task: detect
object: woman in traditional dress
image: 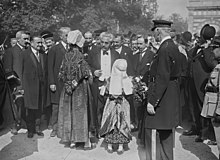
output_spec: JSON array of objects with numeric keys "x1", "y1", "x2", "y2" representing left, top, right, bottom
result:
[
  {"x1": 57, "y1": 30, "x2": 97, "y2": 149},
  {"x1": 99, "y1": 59, "x2": 133, "y2": 154}
]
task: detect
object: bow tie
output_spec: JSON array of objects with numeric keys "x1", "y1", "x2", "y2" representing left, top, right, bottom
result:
[{"x1": 103, "y1": 51, "x2": 109, "y2": 55}]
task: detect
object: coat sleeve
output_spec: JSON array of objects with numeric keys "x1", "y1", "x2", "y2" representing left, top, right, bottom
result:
[
  {"x1": 47, "y1": 46, "x2": 56, "y2": 85},
  {"x1": 87, "y1": 49, "x2": 96, "y2": 76},
  {"x1": 203, "y1": 47, "x2": 218, "y2": 70},
  {"x1": 17, "y1": 52, "x2": 24, "y2": 90},
  {"x1": 3, "y1": 48, "x2": 13, "y2": 74},
  {"x1": 148, "y1": 46, "x2": 171, "y2": 107}
]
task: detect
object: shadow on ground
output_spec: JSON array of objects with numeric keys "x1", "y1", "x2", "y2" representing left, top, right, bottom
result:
[
  {"x1": 179, "y1": 134, "x2": 218, "y2": 160},
  {"x1": 0, "y1": 130, "x2": 43, "y2": 160}
]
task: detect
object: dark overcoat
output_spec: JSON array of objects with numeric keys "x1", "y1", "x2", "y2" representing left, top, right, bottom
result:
[
  {"x1": 0, "y1": 59, "x2": 9, "y2": 124},
  {"x1": 145, "y1": 39, "x2": 182, "y2": 129},
  {"x1": 47, "y1": 42, "x2": 66, "y2": 104},
  {"x1": 3, "y1": 44, "x2": 24, "y2": 91},
  {"x1": 19, "y1": 48, "x2": 46, "y2": 110},
  {"x1": 191, "y1": 46, "x2": 217, "y2": 103},
  {"x1": 135, "y1": 49, "x2": 155, "y2": 77}
]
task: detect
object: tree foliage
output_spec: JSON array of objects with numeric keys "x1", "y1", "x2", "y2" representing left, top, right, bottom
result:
[
  {"x1": 168, "y1": 13, "x2": 188, "y2": 33},
  {"x1": 0, "y1": 0, "x2": 156, "y2": 36}
]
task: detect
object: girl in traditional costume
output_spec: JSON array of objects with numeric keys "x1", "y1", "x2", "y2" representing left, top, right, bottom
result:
[
  {"x1": 99, "y1": 59, "x2": 133, "y2": 153},
  {"x1": 57, "y1": 30, "x2": 97, "y2": 149}
]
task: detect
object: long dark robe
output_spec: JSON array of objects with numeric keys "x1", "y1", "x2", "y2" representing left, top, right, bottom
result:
[
  {"x1": 57, "y1": 49, "x2": 96, "y2": 143},
  {"x1": 0, "y1": 59, "x2": 15, "y2": 126}
]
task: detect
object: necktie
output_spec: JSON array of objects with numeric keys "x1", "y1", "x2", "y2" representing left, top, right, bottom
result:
[
  {"x1": 139, "y1": 52, "x2": 143, "y2": 62},
  {"x1": 36, "y1": 52, "x2": 40, "y2": 62},
  {"x1": 103, "y1": 51, "x2": 108, "y2": 55}
]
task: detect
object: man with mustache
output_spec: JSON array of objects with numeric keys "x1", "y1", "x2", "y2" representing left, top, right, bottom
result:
[{"x1": 4, "y1": 30, "x2": 30, "y2": 135}]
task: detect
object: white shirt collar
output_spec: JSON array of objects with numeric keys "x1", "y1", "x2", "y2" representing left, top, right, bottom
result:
[
  {"x1": 17, "y1": 43, "x2": 23, "y2": 50},
  {"x1": 61, "y1": 41, "x2": 67, "y2": 49},
  {"x1": 141, "y1": 47, "x2": 147, "y2": 53},
  {"x1": 161, "y1": 36, "x2": 171, "y2": 44},
  {"x1": 101, "y1": 49, "x2": 111, "y2": 55},
  {"x1": 115, "y1": 46, "x2": 122, "y2": 54},
  {"x1": 31, "y1": 47, "x2": 38, "y2": 54}
]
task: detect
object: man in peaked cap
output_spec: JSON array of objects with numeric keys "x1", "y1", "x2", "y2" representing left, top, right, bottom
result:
[
  {"x1": 41, "y1": 31, "x2": 55, "y2": 54},
  {"x1": 40, "y1": 30, "x2": 55, "y2": 130},
  {"x1": 142, "y1": 19, "x2": 182, "y2": 160}
]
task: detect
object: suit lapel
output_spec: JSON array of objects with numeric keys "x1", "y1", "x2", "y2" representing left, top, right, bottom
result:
[
  {"x1": 40, "y1": 54, "x2": 44, "y2": 70},
  {"x1": 97, "y1": 48, "x2": 101, "y2": 68},
  {"x1": 110, "y1": 49, "x2": 115, "y2": 67},
  {"x1": 0, "y1": 59, "x2": 4, "y2": 74},
  {"x1": 29, "y1": 49, "x2": 38, "y2": 68},
  {"x1": 140, "y1": 50, "x2": 150, "y2": 64},
  {"x1": 120, "y1": 46, "x2": 125, "y2": 57},
  {"x1": 58, "y1": 42, "x2": 67, "y2": 54}
]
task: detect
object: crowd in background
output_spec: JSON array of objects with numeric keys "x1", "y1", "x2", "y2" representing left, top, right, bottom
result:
[{"x1": 0, "y1": 20, "x2": 220, "y2": 160}]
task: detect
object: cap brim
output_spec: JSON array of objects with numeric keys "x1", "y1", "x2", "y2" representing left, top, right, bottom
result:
[{"x1": 151, "y1": 27, "x2": 156, "y2": 31}]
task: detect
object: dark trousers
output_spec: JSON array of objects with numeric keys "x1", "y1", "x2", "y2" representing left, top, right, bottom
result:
[
  {"x1": 212, "y1": 119, "x2": 220, "y2": 154},
  {"x1": 145, "y1": 129, "x2": 173, "y2": 160},
  {"x1": 50, "y1": 104, "x2": 59, "y2": 131},
  {"x1": 97, "y1": 93, "x2": 107, "y2": 128},
  {"x1": 26, "y1": 108, "x2": 41, "y2": 133},
  {"x1": 14, "y1": 96, "x2": 26, "y2": 124},
  {"x1": 188, "y1": 78, "x2": 215, "y2": 140},
  {"x1": 44, "y1": 105, "x2": 52, "y2": 127}
]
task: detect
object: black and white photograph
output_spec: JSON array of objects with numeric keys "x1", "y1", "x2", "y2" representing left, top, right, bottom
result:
[{"x1": 0, "y1": 0, "x2": 220, "y2": 160}]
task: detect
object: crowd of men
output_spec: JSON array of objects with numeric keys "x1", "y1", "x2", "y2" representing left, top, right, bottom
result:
[{"x1": 0, "y1": 19, "x2": 220, "y2": 160}]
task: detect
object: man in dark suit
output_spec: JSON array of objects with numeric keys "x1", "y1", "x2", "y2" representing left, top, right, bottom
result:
[
  {"x1": 19, "y1": 35, "x2": 45, "y2": 138},
  {"x1": 136, "y1": 37, "x2": 155, "y2": 78},
  {"x1": 3, "y1": 30, "x2": 30, "y2": 134},
  {"x1": 113, "y1": 34, "x2": 135, "y2": 76},
  {"x1": 144, "y1": 20, "x2": 182, "y2": 160},
  {"x1": 132, "y1": 36, "x2": 155, "y2": 132},
  {"x1": 83, "y1": 31, "x2": 98, "y2": 61},
  {"x1": 40, "y1": 31, "x2": 55, "y2": 129},
  {"x1": 88, "y1": 32, "x2": 120, "y2": 128},
  {"x1": 184, "y1": 24, "x2": 217, "y2": 143},
  {"x1": 47, "y1": 27, "x2": 71, "y2": 137}
]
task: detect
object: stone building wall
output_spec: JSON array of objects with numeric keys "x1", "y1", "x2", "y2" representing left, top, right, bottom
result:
[{"x1": 187, "y1": 0, "x2": 220, "y2": 34}]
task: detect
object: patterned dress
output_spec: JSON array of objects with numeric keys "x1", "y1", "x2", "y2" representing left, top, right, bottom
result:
[
  {"x1": 57, "y1": 49, "x2": 92, "y2": 144},
  {"x1": 99, "y1": 95, "x2": 132, "y2": 144}
]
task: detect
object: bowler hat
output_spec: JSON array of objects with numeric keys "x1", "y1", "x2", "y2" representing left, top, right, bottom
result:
[
  {"x1": 181, "y1": 31, "x2": 192, "y2": 46},
  {"x1": 151, "y1": 20, "x2": 173, "y2": 31},
  {"x1": 200, "y1": 24, "x2": 216, "y2": 40}
]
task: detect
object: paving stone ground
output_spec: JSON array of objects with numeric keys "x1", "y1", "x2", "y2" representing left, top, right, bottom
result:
[{"x1": 0, "y1": 126, "x2": 219, "y2": 160}]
